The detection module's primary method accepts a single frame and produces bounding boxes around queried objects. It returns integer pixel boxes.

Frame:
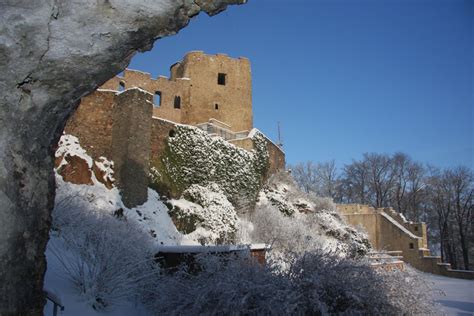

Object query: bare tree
[363,153,395,208]
[291,161,340,200]
[391,153,411,215]
[448,167,473,270]
[290,154,472,270]
[291,161,318,194]
[315,160,339,200]
[426,167,457,267]
[341,160,369,204]
[405,162,426,221]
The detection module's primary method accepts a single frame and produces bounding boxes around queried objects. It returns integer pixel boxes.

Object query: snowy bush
[50,193,160,311]
[250,207,328,258]
[154,125,269,211]
[252,172,371,259]
[149,254,301,315]
[288,251,438,315]
[147,250,437,315]
[169,183,238,245]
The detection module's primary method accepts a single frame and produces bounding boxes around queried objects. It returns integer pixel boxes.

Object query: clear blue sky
[130,0,473,169]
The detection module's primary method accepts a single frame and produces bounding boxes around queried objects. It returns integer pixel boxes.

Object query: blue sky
[130,0,473,169]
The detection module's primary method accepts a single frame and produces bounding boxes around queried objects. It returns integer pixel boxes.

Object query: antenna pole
[277,121,283,148]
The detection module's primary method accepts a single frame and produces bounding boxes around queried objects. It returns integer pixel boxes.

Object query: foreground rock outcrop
[0,0,246,313]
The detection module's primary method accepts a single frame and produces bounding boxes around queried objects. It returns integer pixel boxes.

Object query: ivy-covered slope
[151,125,269,212]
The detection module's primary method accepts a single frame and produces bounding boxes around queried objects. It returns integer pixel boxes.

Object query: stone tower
[170,51,253,133]
[100,51,253,134]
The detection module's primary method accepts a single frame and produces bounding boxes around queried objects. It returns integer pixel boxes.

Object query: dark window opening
[174,96,181,109]
[119,81,125,91]
[414,226,418,232]
[169,130,176,137]
[409,243,414,249]
[218,73,226,85]
[215,103,219,110]
[154,91,161,106]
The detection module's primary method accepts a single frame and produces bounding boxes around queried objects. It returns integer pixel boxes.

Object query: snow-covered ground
[424,273,474,315]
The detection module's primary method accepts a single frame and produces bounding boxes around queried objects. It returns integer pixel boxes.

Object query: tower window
[409,243,414,249]
[414,226,418,232]
[218,73,226,85]
[215,103,219,110]
[154,91,161,106]
[174,96,181,109]
[118,81,125,91]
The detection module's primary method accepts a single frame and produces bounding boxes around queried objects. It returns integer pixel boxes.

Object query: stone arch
[0,1,246,313]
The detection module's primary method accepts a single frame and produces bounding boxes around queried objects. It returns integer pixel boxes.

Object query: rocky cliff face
[0,1,245,313]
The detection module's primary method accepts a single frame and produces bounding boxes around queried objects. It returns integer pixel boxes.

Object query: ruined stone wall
[111,89,153,207]
[64,90,115,159]
[175,52,253,132]
[99,51,254,134]
[377,213,424,266]
[228,138,254,151]
[337,204,425,253]
[150,118,177,160]
[342,212,380,249]
[382,208,428,248]
[266,140,286,177]
[336,203,474,279]
[228,135,285,180]
[100,69,191,124]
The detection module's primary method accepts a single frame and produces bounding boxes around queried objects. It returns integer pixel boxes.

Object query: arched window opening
[154,91,161,107]
[174,96,181,109]
[118,81,125,91]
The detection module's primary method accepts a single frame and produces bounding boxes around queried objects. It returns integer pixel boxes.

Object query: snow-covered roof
[156,244,270,253]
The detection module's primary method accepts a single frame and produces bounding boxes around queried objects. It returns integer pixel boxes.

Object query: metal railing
[44,289,65,316]
[196,121,248,141]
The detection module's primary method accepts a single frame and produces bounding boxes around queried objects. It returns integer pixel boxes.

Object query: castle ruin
[64,51,285,207]
[337,204,474,279]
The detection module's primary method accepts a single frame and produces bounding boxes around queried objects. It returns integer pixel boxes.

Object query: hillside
[45,132,436,314]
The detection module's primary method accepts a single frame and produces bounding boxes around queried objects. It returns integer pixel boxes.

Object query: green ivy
[150,125,269,211]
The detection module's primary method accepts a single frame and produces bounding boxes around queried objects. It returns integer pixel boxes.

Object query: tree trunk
[458,226,470,270]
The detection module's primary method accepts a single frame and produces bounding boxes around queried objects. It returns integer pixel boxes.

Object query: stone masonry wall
[101,69,191,123]
[150,118,177,160]
[111,89,153,207]
[64,90,115,159]
[266,139,286,177]
[337,204,474,279]
[177,52,253,132]
[100,52,253,134]
[63,52,284,206]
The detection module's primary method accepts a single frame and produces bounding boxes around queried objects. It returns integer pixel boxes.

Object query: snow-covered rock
[55,134,115,188]
[168,183,238,245]
[253,172,371,258]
